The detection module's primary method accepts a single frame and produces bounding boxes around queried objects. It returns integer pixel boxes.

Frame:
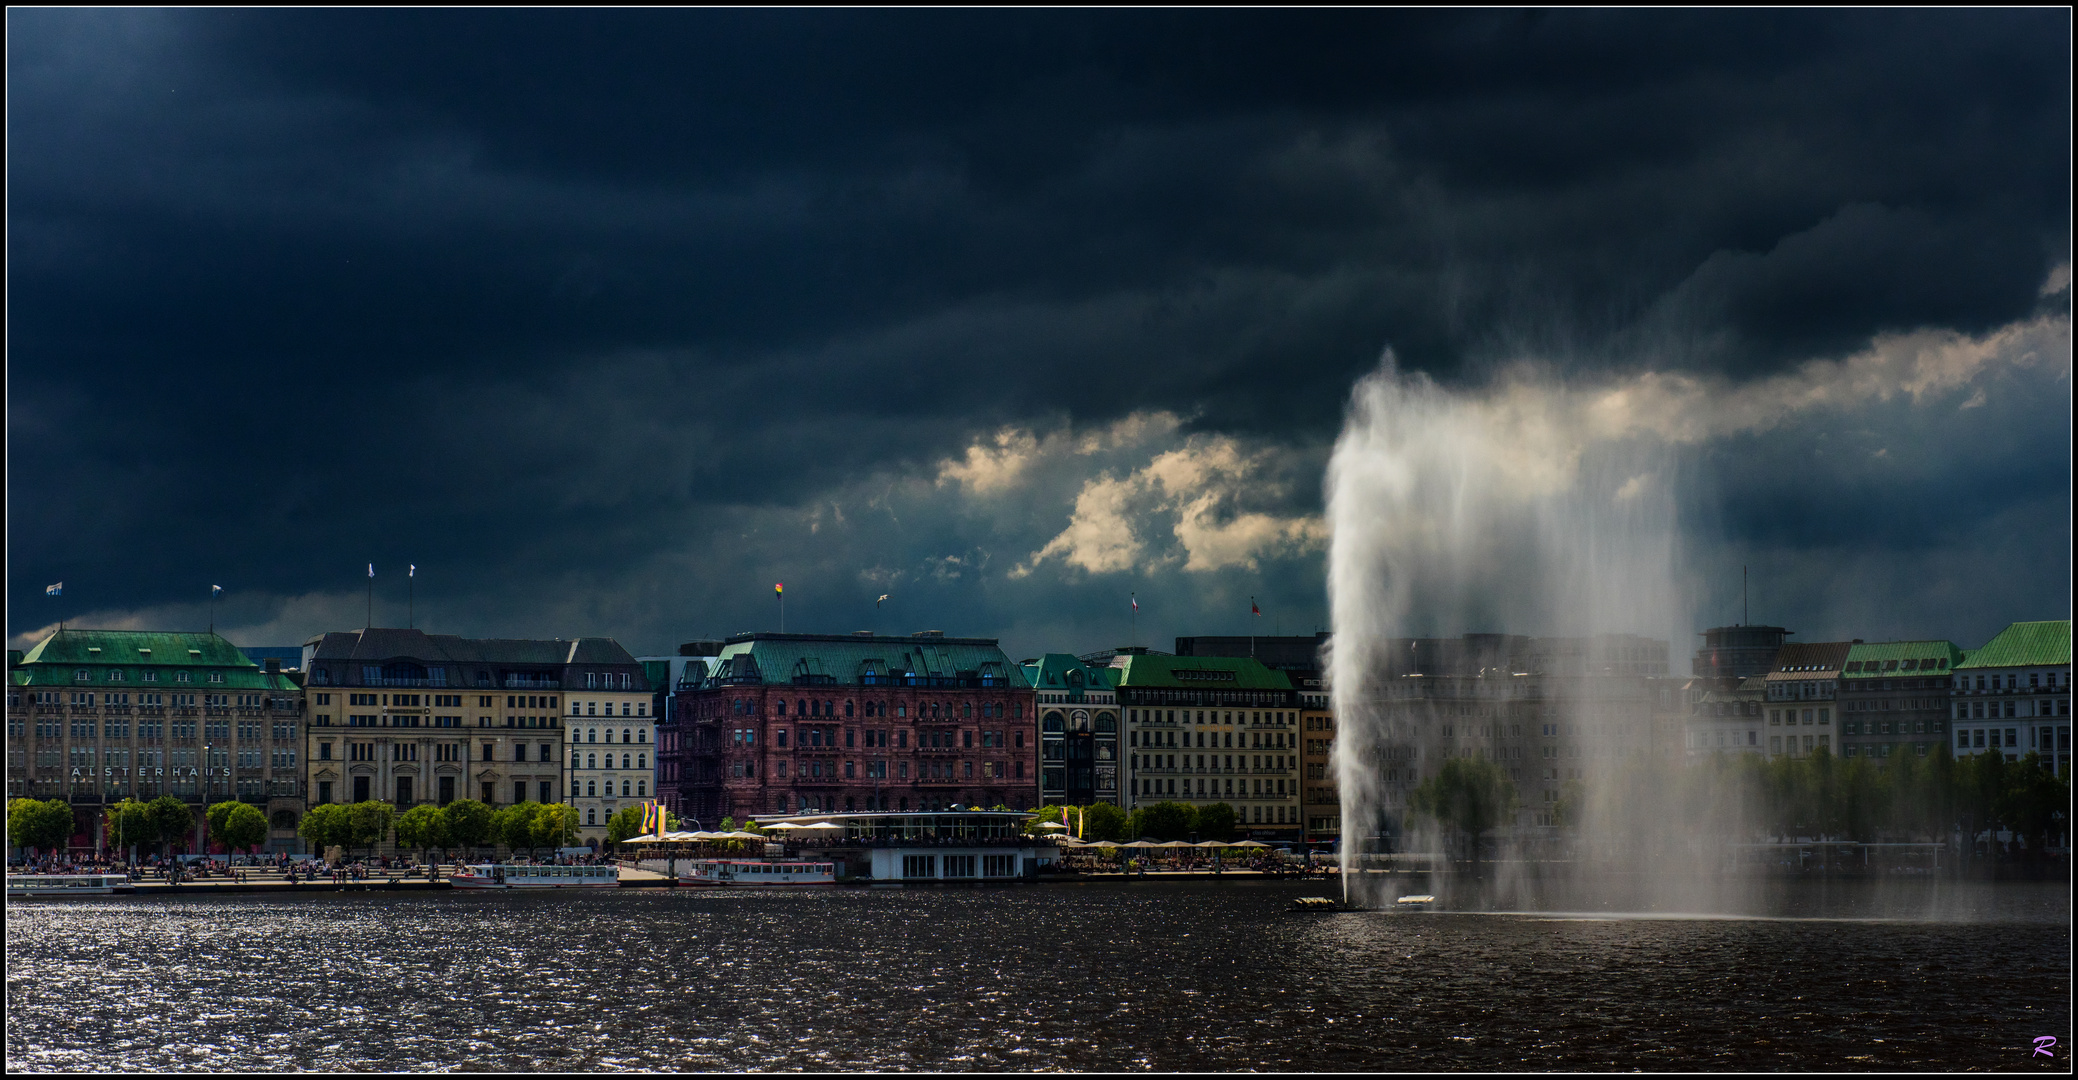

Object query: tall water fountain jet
[1325,353,1725,912]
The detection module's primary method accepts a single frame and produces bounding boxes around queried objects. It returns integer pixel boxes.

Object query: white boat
[676,858,837,887]
[448,863,622,890]
[6,873,133,896]
[1395,893,1435,909]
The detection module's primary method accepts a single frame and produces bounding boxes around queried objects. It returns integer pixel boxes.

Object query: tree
[442,799,495,860]
[718,816,736,833]
[146,795,196,857]
[494,802,541,859]
[1408,757,1518,864]
[2000,754,2070,868]
[106,799,153,859]
[8,797,74,855]
[345,800,395,858]
[1130,801,1196,841]
[206,801,269,854]
[606,804,648,844]
[529,803,578,854]
[1193,802,1237,843]
[1081,802,1130,842]
[395,804,452,867]
[298,804,348,859]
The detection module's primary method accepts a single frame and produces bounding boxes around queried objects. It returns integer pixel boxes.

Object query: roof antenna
[1742,565,1748,627]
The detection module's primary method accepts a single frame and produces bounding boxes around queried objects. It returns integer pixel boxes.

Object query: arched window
[587,807,596,825]
[622,728,631,744]
[637,754,646,769]
[572,728,582,742]
[622,753,631,769]
[587,780,597,797]
[587,753,596,769]
[638,729,647,743]
[621,780,631,797]
[587,728,596,743]
[845,701,855,718]
[637,781,646,797]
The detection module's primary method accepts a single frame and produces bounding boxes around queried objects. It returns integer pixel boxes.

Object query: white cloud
[1012,426,1329,577]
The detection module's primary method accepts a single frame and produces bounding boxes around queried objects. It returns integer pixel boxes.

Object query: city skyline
[10,9,2071,664]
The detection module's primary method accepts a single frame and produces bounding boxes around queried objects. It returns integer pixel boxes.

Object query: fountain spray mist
[1323,352,1743,911]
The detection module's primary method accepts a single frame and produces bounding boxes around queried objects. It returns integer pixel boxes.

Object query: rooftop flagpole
[775,582,785,633]
[367,563,374,629]
[409,564,416,629]
[210,585,222,634]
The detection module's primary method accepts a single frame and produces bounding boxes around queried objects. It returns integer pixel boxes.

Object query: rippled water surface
[6,879,2069,1071]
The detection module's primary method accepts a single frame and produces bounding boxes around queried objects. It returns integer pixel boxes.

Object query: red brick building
[664,632,1037,824]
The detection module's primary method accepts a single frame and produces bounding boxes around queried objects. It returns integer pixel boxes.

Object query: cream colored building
[566,684,657,849]
[302,629,645,825]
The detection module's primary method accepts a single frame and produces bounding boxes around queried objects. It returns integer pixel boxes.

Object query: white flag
[212,585,222,596]
[409,564,415,577]
[876,594,889,606]
[46,582,62,596]
[368,563,374,578]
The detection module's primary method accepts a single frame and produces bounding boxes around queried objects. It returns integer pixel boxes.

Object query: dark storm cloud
[8,8,2068,653]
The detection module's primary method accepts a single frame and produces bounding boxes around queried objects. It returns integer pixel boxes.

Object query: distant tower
[1693,625,1792,678]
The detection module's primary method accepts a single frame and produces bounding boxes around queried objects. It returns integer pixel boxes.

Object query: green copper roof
[10,628,300,691]
[1955,621,2071,670]
[1841,640,1963,679]
[699,633,1030,689]
[1020,653,1118,694]
[1110,653,1293,691]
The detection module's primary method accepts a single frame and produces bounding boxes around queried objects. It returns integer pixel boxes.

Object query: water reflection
[7,880,2067,1071]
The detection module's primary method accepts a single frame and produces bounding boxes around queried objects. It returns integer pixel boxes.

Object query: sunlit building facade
[7,629,306,854]
[1951,620,2071,772]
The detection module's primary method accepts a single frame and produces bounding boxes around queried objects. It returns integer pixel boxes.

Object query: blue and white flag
[409,564,415,577]
[212,585,223,596]
[46,582,62,596]
[368,563,374,578]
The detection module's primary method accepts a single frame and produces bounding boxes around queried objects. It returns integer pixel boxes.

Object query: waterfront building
[567,661,664,848]
[646,642,724,821]
[1838,640,1961,763]
[1020,654,1120,807]
[1691,625,1792,679]
[1762,641,1853,758]
[1298,688,1338,843]
[1112,650,1300,840]
[300,628,644,820]
[1174,635,1338,843]
[6,629,306,854]
[749,809,1056,882]
[1356,633,1673,838]
[1950,620,2071,771]
[665,631,1037,827]
[1684,675,1766,756]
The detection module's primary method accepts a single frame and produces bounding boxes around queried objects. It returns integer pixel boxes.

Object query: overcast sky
[8,9,2070,662]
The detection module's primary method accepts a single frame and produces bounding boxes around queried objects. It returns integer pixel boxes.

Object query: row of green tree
[1405,748,2070,866]
[7,796,275,857]
[1030,801,1241,843]
[297,799,586,863]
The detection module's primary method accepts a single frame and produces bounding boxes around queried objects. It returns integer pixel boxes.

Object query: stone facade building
[7,629,306,854]
[1951,620,2071,771]
[1762,641,1853,758]
[1838,640,1961,764]
[665,632,1037,826]
[1113,651,1301,841]
[300,628,644,816]
[1020,654,1120,808]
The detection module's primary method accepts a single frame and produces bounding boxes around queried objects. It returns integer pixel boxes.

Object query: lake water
[5,879,2069,1071]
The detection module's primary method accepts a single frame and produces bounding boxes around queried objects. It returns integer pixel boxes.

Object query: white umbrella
[1121,840,1162,849]
[723,830,768,840]
[1226,840,1270,848]
[763,822,804,831]
[796,821,846,831]
[1083,840,1121,848]
[1031,821,1068,830]
[1194,840,1230,848]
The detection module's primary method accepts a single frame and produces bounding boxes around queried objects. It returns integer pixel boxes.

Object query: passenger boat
[676,858,837,887]
[448,863,622,890]
[1395,894,1435,909]
[6,873,134,896]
